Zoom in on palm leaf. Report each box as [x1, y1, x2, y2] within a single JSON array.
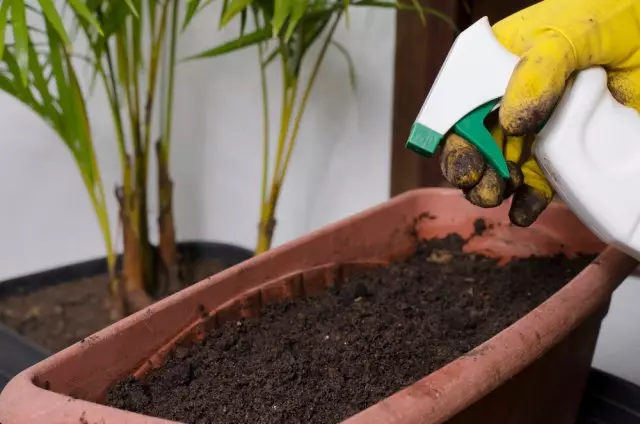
[[37, 0, 72, 47], [0, 73, 18, 96], [27, 40, 58, 128], [352, 0, 457, 31], [67, 0, 104, 35], [2, 50, 35, 106], [272, 0, 291, 36], [184, 25, 273, 60], [125, 0, 140, 18], [220, 0, 253, 28], [0, 0, 11, 60], [331, 40, 356, 94], [131, 0, 143, 70], [284, 0, 307, 41], [183, 0, 201, 30], [409, 0, 425, 24], [183, 0, 214, 30], [45, 21, 75, 147], [10, 0, 30, 85]]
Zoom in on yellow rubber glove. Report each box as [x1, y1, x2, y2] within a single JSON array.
[[440, 0, 640, 226]]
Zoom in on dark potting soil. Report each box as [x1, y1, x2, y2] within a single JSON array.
[[106, 234, 595, 424], [0, 258, 226, 353]]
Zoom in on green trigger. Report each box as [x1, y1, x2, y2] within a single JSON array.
[[453, 99, 510, 179]]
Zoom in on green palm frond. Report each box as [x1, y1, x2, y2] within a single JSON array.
[[185, 0, 449, 74], [1, 0, 103, 84], [0, 0, 114, 281]]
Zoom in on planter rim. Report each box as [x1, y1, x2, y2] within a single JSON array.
[[0, 188, 637, 424]]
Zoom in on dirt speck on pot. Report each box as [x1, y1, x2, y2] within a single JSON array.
[[106, 235, 594, 424], [473, 218, 489, 236]]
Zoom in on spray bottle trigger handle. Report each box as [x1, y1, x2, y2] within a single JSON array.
[[454, 99, 510, 179]]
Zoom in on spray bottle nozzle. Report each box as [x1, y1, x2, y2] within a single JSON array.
[[405, 99, 511, 179]]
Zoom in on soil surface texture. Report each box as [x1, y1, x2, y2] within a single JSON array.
[[106, 235, 594, 424], [0, 258, 226, 353]]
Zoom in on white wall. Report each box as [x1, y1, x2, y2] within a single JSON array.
[[0, 4, 637, 386]]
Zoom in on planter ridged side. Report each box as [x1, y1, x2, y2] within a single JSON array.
[[0, 188, 636, 424]]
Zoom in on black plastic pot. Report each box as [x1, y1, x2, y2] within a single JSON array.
[[0, 241, 253, 391], [0, 324, 48, 390], [577, 368, 640, 424]]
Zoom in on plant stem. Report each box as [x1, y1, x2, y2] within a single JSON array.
[[161, 0, 179, 160], [256, 40, 271, 252], [255, 11, 344, 254], [103, 45, 128, 176], [278, 11, 343, 184], [255, 45, 298, 254], [256, 15, 270, 207], [143, 1, 170, 173], [157, 0, 181, 295], [131, 22, 142, 154]]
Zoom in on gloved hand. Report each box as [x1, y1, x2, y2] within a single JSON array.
[[440, 0, 640, 226]]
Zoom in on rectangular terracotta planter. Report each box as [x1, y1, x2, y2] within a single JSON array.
[[0, 188, 636, 424]]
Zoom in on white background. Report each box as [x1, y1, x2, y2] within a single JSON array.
[[0, 4, 637, 384]]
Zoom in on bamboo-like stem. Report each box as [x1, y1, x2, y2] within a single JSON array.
[[271, 42, 297, 188], [115, 13, 148, 293], [103, 45, 129, 176], [131, 21, 142, 154], [278, 12, 343, 184], [161, 0, 179, 160], [156, 0, 181, 295], [255, 49, 297, 254], [255, 11, 344, 254], [92, 10, 127, 169], [130, 2, 169, 294], [117, 33, 138, 163], [255, 9, 271, 253], [143, 1, 170, 172], [256, 14, 270, 207]]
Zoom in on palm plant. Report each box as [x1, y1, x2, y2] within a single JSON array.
[[184, 0, 450, 254], [1, 0, 187, 315]]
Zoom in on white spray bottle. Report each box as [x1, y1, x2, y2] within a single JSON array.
[[406, 16, 640, 260]]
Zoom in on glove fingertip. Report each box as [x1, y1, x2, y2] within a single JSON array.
[[465, 167, 506, 208], [440, 134, 486, 189], [508, 185, 551, 227]]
